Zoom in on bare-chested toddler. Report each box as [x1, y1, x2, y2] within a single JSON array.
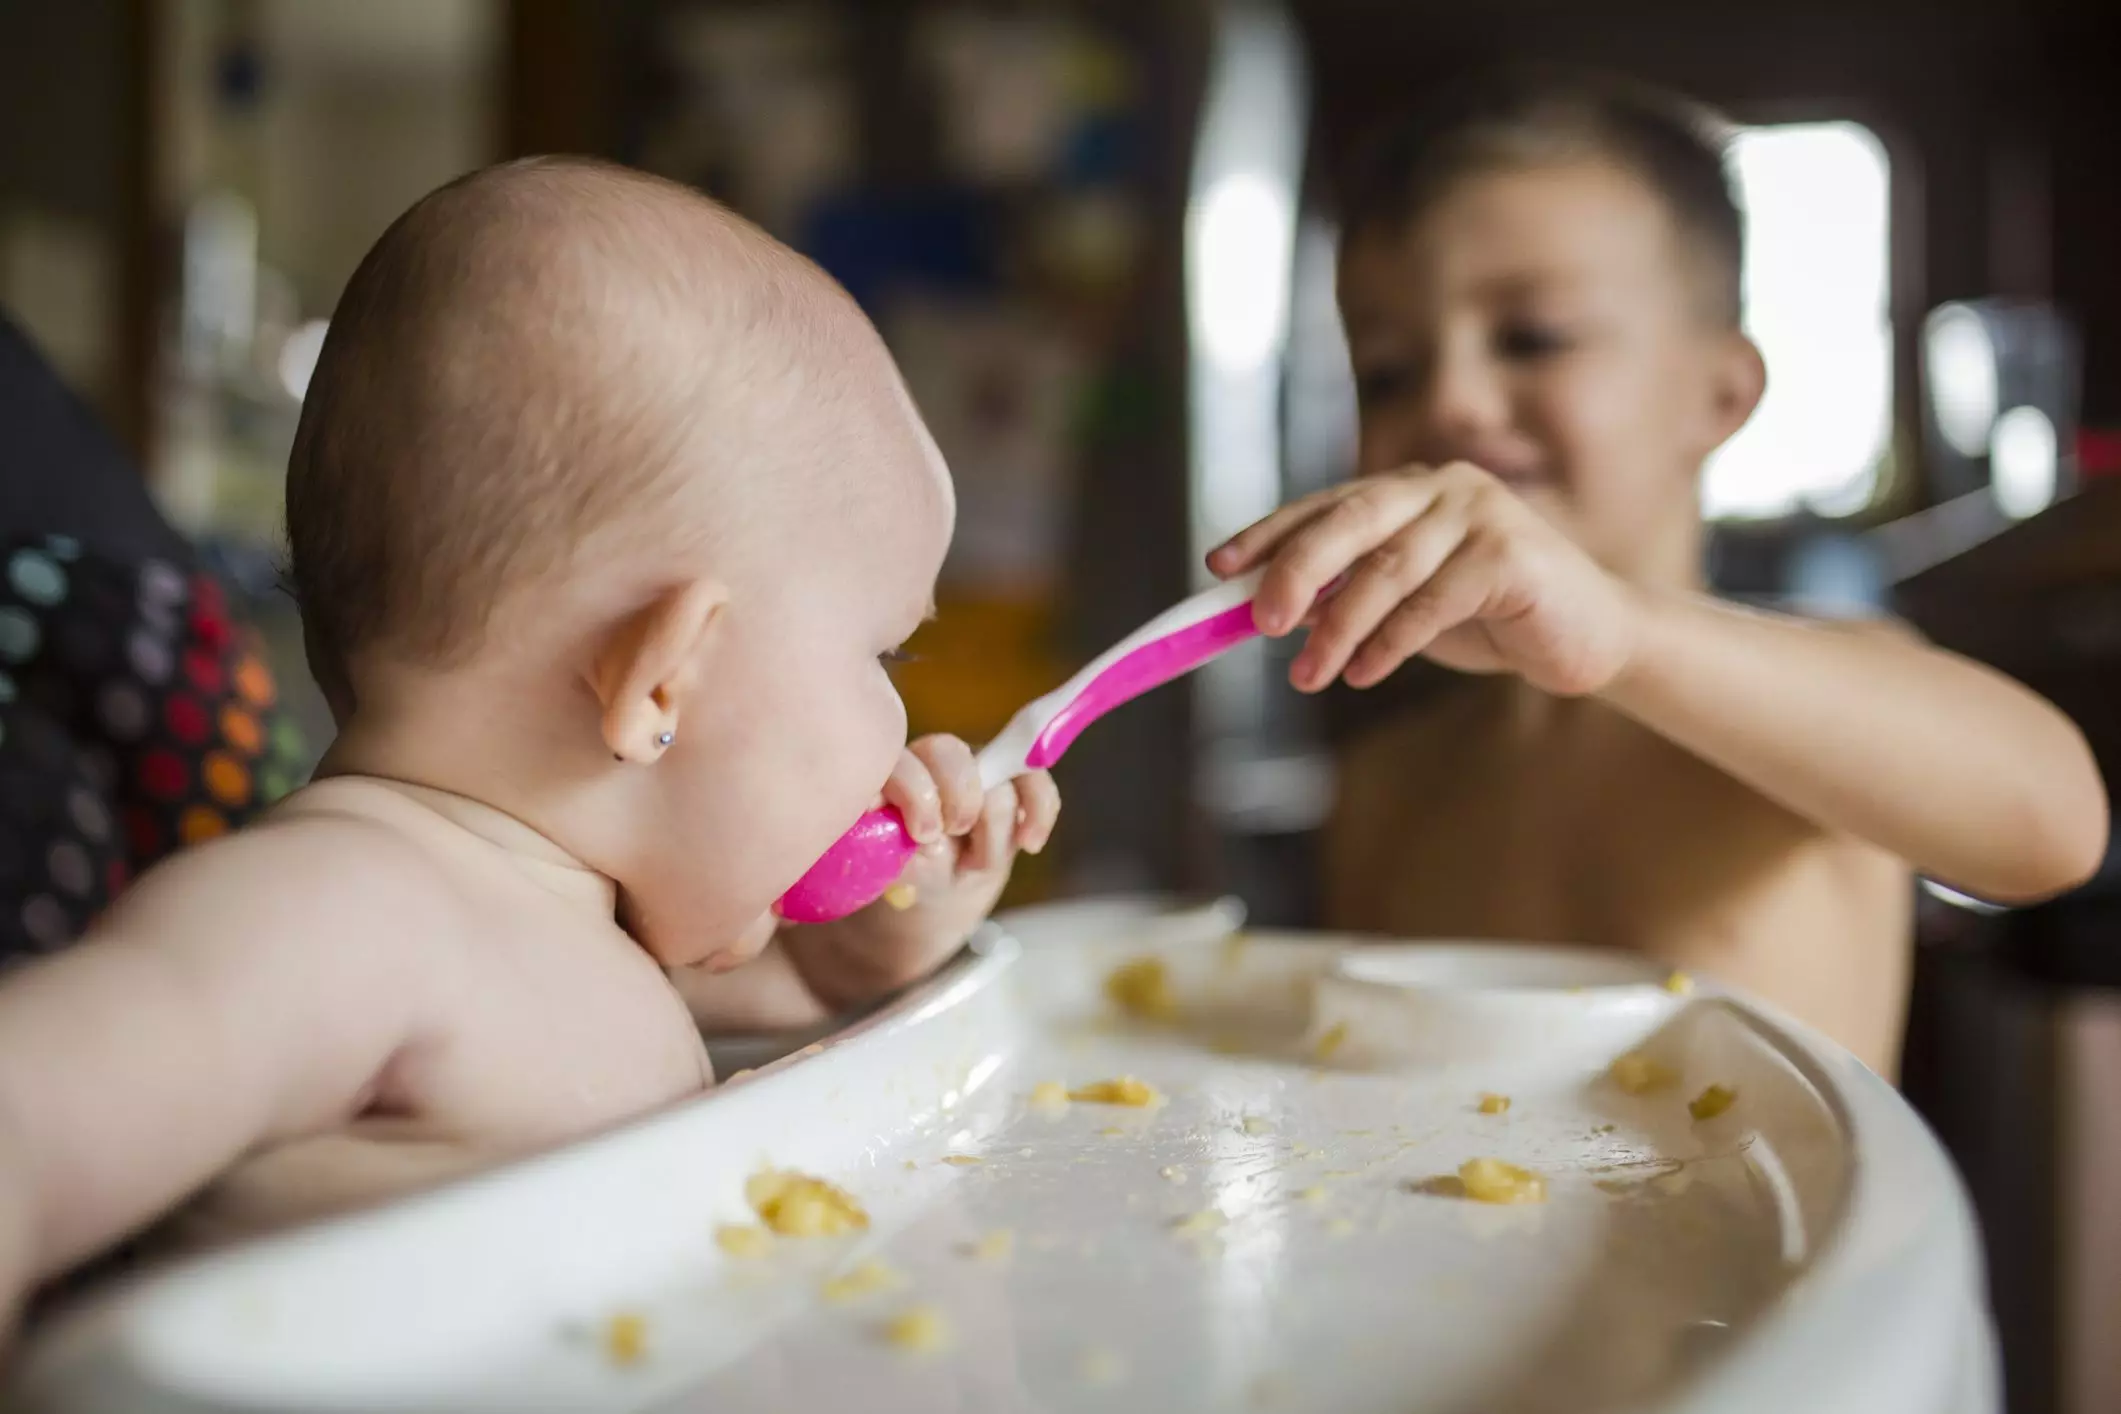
[[1211, 71, 2106, 1074]]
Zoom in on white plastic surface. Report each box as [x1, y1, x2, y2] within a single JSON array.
[[12, 899, 1996, 1414], [1319, 942, 1689, 1071]]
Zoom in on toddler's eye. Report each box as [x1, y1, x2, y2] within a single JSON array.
[[1496, 322, 1572, 360], [1353, 362, 1415, 406], [879, 647, 920, 670]]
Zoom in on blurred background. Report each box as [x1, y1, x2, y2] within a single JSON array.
[[1, 1, 2117, 1409]]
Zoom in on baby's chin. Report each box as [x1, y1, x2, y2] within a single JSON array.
[[672, 908, 781, 973], [621, 887, 780, 970], [727, 909, 782, 964]]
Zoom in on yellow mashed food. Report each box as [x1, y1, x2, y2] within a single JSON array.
[[1104, 956, 1177, 1020], [968, 1229, 1016, 1262], [604, 1311, 648, 1365], [1689, 1084, 1738, 1121], [1478, 1093, 1511, 1116], [821, 1258, 902, 1303], [1313, 1021, 1350, 1061], [1609, 1051, 1679, 1095], [715, 1223, 773, 1259], [746, 1168, 869, 1237], [1458, 1157, 1548, 1205], [1172, 1208, 1226, 1237], [1068, 1076, 1163, 1107], [883, 1304, 953, 1353]]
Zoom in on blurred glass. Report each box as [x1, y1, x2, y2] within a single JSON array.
[[1705, 121, 1894, 521]]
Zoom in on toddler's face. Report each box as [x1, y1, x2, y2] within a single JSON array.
[[1338, 161, 1751, 581], [622, 388, 952, 967]]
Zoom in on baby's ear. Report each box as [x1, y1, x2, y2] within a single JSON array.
[[590, 579, 729, 763], [1705, 331, 1768, 449]]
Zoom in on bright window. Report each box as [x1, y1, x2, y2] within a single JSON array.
[[1702, 121, 1893, 520]]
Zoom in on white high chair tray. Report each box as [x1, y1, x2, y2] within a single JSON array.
[[13, 898, 1995, 1414]]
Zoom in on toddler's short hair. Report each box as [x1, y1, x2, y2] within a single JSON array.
[[1342, 66, 1745, 327]]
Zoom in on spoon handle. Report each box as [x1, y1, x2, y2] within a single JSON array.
[[974, 570, 1265, 786]]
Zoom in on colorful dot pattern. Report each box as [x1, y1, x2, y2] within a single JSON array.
[[0, 536, 308, 962]]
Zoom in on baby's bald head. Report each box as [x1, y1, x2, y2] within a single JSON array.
[[287, 157, 929, 709]]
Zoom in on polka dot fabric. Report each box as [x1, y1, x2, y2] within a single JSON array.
[[0, 535, 306, 962]]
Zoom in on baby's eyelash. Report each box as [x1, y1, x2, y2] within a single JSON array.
[[880, 647, 921, 668]]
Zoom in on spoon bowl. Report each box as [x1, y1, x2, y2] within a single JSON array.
[[776, 809, 920, 924]]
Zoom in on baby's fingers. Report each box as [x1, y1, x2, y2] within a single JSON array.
[[881, 754, 943, 846], [905, 735, 983, 837], [962, 783, 1019, 874], [1012, 771, 1060, 854]]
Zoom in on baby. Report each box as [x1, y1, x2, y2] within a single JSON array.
[[0, 159, 1058, 1326], [1211, 69, 2107, 1074]]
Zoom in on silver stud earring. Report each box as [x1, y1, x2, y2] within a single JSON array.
[[657, 731, 675, 748]]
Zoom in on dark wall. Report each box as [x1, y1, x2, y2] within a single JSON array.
[[2042, 11, 2121, 426], [0, 2, 130, 220], [0, 0, 154, 452]]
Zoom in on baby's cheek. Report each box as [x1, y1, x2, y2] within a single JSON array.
[[730, 909, 779, 961], [862, 670, 910, 783], [878, 661, 909, 739]]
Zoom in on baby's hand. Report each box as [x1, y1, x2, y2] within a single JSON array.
[[780, 736, 1058, 1009], [1208, 461, 1639, 696]]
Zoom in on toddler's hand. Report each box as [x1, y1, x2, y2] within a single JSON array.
[[780, 735, 1058, 1009], [1208, 461, 1639, 696]]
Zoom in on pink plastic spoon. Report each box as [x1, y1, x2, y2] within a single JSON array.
[[774, 569, 1269, 923]]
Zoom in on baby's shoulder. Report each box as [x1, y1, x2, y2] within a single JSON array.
[[256, 776, 463, 864], [256, 777, 616, 951], [117, 778, 472, 946]]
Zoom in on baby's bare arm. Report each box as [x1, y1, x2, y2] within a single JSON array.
[[0, 815, 461, 1316], [668, 922, 962, 1036], [667, 943, 831, 1035], [1606, 591, 2108, 902]]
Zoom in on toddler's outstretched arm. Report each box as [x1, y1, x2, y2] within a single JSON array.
[[1217, 461, 2107, 903], [0, 817, 455, 1331], [1599, 592, 2106, 902]]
